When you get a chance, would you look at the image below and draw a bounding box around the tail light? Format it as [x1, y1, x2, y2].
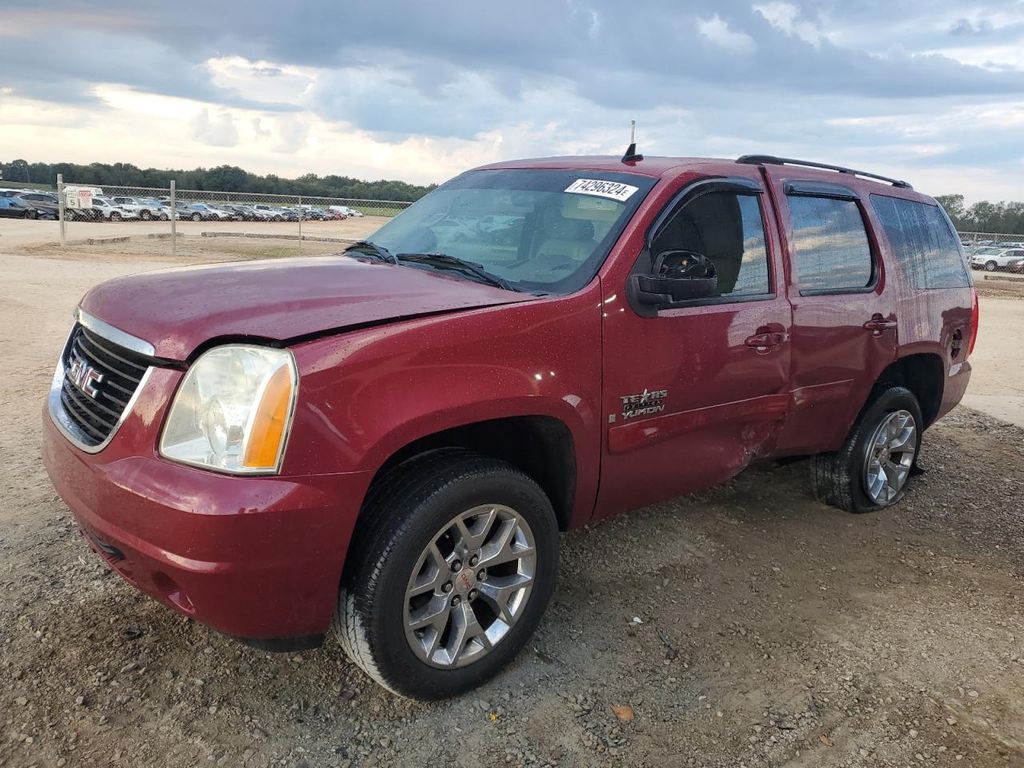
[967, 287, 980, 357]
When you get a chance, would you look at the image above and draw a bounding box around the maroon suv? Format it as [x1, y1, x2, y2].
[42, 154, 977, 699]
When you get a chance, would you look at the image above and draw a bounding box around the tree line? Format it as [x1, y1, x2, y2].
[3, 159, 1021, 231]
[934, 195, 1024, 235]
[0, 159, 436, 202]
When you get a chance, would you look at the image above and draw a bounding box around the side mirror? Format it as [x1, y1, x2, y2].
[630, 250, 718, 312]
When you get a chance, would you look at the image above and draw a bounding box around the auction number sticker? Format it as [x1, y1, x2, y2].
[564, 178, 639, 202]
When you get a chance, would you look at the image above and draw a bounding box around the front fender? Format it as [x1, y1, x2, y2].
[282, 291, 603, 517]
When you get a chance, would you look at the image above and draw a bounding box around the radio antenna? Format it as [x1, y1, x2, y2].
[621, 120, 644, 163]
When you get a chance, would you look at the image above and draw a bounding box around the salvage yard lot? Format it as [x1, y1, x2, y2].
[1, 222, 1023, 767]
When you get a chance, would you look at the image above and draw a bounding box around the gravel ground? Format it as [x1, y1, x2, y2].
[2, 234, 1023, 767]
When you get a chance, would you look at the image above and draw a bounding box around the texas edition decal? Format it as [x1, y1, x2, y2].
[620, 388, 668, 419]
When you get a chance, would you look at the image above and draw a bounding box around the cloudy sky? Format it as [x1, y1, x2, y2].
[1, 1, 1022, 200]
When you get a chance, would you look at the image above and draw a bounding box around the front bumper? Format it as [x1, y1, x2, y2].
[41, 373, 373, 642]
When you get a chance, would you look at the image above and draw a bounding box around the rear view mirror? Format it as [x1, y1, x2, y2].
[630, 250, 718, 312]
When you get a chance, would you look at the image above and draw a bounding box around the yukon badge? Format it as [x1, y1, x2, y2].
[68, 354, 104, 399]
[620, 388, 668, 420]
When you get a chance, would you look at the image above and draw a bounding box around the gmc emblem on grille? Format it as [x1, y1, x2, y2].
[68, 355, 104, 398]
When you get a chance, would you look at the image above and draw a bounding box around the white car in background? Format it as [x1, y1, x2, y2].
[110, 196, 167, 221]
[971, 246, 1024, 272]
[329, 205, 364, 217]
[91, 197, 139, 221]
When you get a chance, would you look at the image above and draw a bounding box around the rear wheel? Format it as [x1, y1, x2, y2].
[810, 386, 923, 513]
[985, 260, 997, 271]
[110, 212, 121, 222]
[335, 451, 558, 700]
[140, 210, 152, 220]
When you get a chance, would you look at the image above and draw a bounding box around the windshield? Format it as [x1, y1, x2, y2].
[367, 169, 655, 294]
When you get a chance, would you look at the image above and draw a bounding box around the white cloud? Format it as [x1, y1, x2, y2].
[754, 2, 823, 47]
[697, 15, 756, 54]
[206, 56, 317, 104]
[189, 108, 239, 147]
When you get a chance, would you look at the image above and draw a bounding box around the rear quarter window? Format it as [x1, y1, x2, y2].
[870, 195, 971, 289]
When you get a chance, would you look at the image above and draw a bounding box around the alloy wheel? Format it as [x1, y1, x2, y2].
[404, 504, 536, 669]
[863, 409, 917, 504]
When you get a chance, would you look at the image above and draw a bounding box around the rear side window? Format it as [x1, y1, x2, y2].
[787, 196, 873, 293]
[871, 195, 970, 289]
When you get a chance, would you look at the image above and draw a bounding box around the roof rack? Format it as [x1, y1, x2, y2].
[735, 154, 912, 189]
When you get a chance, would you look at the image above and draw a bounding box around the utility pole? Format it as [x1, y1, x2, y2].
[170, 180, 177, 258]
[57, 174, 66, 246]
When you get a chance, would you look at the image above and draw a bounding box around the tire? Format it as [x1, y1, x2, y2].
[811, 387, 925, 514]
[985, 260, 997, 272]
[192, 213, 202, 222]
[810, 386, 923, 513]
[334, 450, 559, 700]
[141, 210, 152, 221]
[110, 212, 121, 222]
[26, 210, 37, 220]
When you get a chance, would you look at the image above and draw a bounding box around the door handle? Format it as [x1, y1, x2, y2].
[744, 331, 787, 349]
[863, 314, 898, 335]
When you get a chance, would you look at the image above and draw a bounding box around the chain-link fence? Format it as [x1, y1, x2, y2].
[958, 231, 1024, 249]
[54, 175, 412, 253]
[26, 174, 1024, 263]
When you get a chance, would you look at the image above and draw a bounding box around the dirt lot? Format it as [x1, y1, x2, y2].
[964, 275, 1024, 427]
[1, 225, 1023, 767]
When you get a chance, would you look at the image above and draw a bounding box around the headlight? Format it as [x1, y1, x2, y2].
[159, 345, 297, 474]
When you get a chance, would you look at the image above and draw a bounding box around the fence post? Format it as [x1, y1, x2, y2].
[57, 174, 66, 246]
[170, 180, 177, 257]
[297, 195, 303, 253]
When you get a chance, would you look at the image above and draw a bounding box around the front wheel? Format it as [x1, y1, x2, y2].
[335, 451, 558, 700]
[985, 260, 997, 271]
[140, 210, 152, 220]
[810, 386, 923, 513]
[110, 212, 121, 222]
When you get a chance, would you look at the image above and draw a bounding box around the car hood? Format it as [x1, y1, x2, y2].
[81, 255, 536, 361]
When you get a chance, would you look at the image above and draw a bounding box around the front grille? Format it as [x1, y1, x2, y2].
[58, 324, 152, 448]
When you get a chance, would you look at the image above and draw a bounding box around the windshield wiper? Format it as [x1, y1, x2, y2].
[344, 240, 397, 264]
[395, 252, 518, 292]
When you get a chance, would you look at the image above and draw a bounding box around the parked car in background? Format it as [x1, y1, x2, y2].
[138, 198, 171, 220]
[159, 201, 193, 220]
[0, 195, 52, 219]
[299, 205, 327, 220]
[216, 204, 251, 220]
[253, 204, 286, 221]
[181, 203, 231, 222]
[970, 246, 1024, 271]
[110, 196, 167, 221]
[329, 205, 362, 218]
[18, 191, 62, 220]
[198, 204, 236, 220]
[91, 197, 138, 221]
